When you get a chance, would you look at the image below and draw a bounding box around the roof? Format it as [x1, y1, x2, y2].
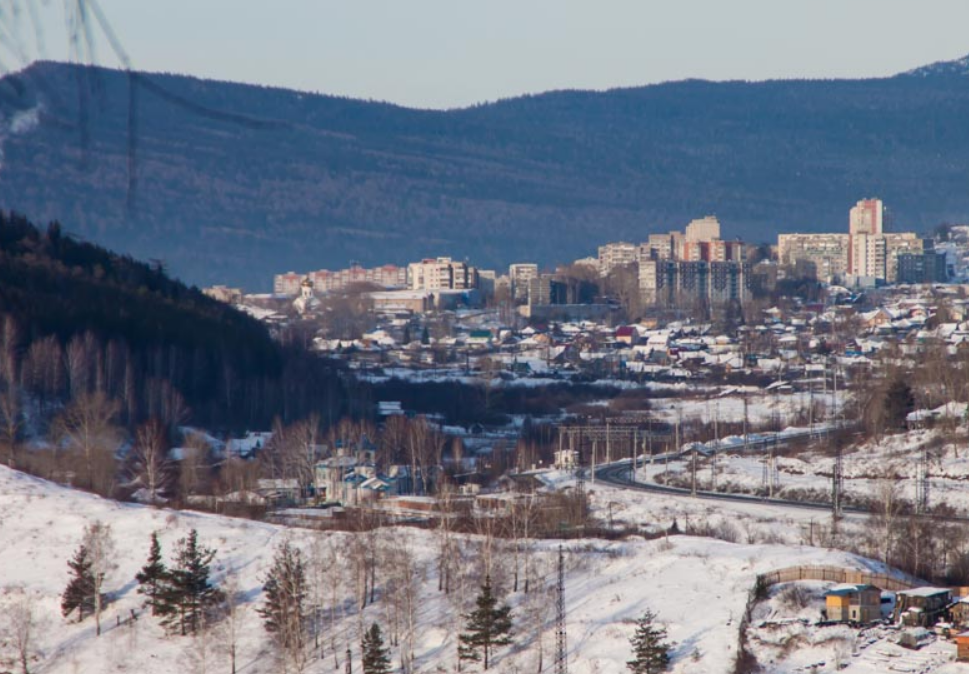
[824, 583, 877, 597]
[898, 587, 951, 598]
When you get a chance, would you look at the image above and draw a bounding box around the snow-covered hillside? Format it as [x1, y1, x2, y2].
[0, 465, 930, 674]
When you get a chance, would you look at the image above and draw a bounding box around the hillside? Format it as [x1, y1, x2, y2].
[0, 463, 899, 674]
[3, 58, 969, 289]
[0, 211, 344, 430]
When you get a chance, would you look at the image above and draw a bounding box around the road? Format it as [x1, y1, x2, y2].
[590, 457, 869, 516]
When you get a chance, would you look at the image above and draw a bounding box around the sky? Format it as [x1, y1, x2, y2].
[6, 0, 969, 109]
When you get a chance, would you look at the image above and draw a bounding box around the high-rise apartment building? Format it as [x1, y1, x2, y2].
[777, 233, 849, 283]
[597, 242, 638, 275]
[849, 198, 883, 236]
[685, 215, 721, 242]
[408, 257, 476, 291]
[508, 263, 539, 300]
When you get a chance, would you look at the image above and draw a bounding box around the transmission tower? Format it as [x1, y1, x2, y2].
[555, 545, 568, 674]
[915, 447, 930, 514]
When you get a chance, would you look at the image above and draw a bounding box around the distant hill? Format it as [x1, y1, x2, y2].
[3, 59, 969, 289]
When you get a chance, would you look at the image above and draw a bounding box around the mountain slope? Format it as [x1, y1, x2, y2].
[0, 463, 891, 674]
[3, 59, 969, 289]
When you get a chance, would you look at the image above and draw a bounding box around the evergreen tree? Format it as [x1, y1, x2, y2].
[883, 376, 915, 432]
[135, 531, 171, 617]
[458, 575, 513, 670]
[61, 544, 97, 621]
[361, 622, 392, 674]
[420, 326, 430, 345]
[258, 540, 307, 656]
[161, 529, 222, 635]
[626, 609, 670, 674]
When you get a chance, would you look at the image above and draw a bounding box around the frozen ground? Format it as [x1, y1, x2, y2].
[632, 424, 969, 514]
[0, 465, 929, 674]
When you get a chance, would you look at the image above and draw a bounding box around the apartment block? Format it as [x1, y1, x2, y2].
[597, 242, 638, 275]
[640, 259, 750, 307]
[509, 263, 539, 300]
[408, 257, 477, 291]
[777, 233, 849, 283]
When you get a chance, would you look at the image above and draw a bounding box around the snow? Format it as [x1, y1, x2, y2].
[0, 463, 944, 673]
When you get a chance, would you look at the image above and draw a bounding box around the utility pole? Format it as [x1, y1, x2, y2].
[691, 447, 698, 497]
[832, 444, 844, 524]
[555, 545, 568, 674]
[916, 446, 929, 515]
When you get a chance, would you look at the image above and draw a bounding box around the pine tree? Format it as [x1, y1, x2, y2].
[61, 544, 97, 621]
[626, 609, 670, 674]
[458, 575, 513, 670]
[361, 623, 392, 674]
[161, 529, 222, 635]
[258, 540, 307, 656]
[135, 531, 171, 617]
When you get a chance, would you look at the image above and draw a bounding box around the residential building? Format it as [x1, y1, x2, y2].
[777, 233, 849, 283]
[685, 215, 721, 242]
[275, 264, 407, 296]
[897, 250, 948, 284]
[639, 259, 750, 307]
[408, 257, 477, 291]
[509, 263, 539, 300]
[598, 242, 638, 276]
[274, 272, 303, 296]
[849, 198, 884, 236]
[824, 584, 882, 623]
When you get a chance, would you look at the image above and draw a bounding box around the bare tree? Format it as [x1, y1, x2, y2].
[52, 391, 122, 494]
[83, 520, 117, 637]
[214, 569, 247, 674]
[129, 418, 174, 503]
[4, 588, 41, 674]
[381, 530, 423, 674]
[0, 386, 23, 469]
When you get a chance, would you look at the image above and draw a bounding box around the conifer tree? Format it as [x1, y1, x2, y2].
[161, 529, 222, 636]
[361, 623, 392, 674]
[258, 540, 307, 655]
[135, 531, 171, 616]
[458, 575, 512, 670]
[61, 544, 97, 621]
[626, 609, 670, 674]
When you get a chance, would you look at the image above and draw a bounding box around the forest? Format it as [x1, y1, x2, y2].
[0, 210, 346, 435]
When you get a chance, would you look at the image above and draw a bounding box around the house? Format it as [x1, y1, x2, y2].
[894, 587, 952, 627]
[615, 326, 637, 345]
[824, 584, 882, 623]
[255, 479, 302, 507]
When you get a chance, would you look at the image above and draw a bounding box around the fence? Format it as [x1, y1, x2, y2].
[758, 564, 922, 593]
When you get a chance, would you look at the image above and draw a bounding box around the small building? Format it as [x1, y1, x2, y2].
[894, 587, 952, 627]
[824, 584, 882, 623]
[956, 631, 969, 661]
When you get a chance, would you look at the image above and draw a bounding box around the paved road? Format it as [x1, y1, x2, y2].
[590, 457, 869, 516]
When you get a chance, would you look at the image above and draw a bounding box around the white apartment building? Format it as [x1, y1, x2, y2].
[408, 257, 476, 291]
[597, 242, 638, 276]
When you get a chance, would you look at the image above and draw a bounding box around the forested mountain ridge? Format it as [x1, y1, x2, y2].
[0, 211, 345, 431]
[3, 58, 969, 289]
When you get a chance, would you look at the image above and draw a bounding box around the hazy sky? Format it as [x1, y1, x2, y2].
[11, 0, 969, 109]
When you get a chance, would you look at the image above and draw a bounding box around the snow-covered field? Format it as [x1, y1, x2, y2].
[0, 465, 941, 674]
[634, 424, 969, 513]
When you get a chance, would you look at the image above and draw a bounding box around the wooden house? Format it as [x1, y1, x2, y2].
[824, 584, 882, 623]
[894, 587, 952, 627]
